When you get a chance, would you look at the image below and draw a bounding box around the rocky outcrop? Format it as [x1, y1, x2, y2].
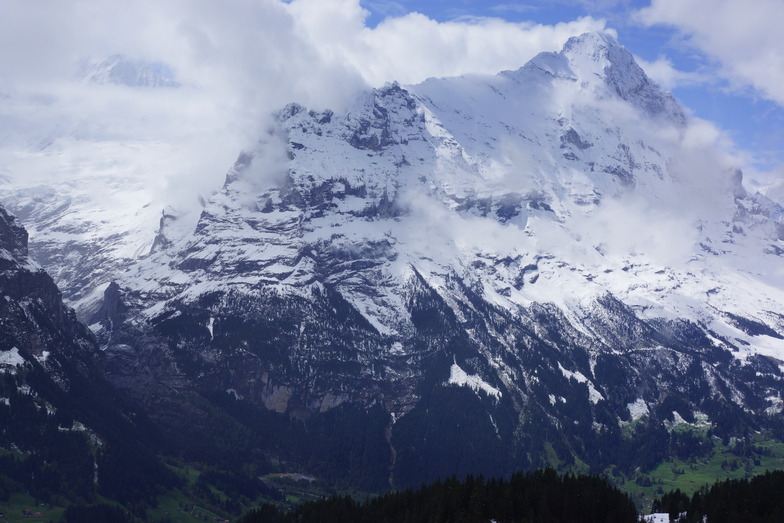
[0, 204, 173, 504]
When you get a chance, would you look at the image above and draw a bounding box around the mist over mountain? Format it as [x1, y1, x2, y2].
[77, 55, 181, 88]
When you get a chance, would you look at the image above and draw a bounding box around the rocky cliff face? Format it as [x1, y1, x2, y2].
[0, 204, 96, 374]
[0, 204, 172, 504]
[5, 32, 784, 489]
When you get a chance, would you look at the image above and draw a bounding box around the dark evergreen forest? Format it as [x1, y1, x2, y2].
[239, 469, 638, 523]
[652, 470, 784, 522]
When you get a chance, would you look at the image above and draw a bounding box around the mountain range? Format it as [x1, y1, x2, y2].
[1, 31, 783, 496]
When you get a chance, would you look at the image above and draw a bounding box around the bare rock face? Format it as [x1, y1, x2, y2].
[0, 205, 92, 362]
[0, 205, 28, 260]
[0, 203, 172, 503]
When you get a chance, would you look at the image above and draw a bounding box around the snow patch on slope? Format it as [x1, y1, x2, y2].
[0, 348, 25, 370]
[448, 361, 502, 400]
[627, 398, 649, 421]
[558, 362, 604, 404]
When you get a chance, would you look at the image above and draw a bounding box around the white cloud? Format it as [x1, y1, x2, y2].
[634, 55, 706, 90]
[637, 0, 784, 106]
[288, 0, 606, 86]
[0, 0, 605, 107]
[0, 0, 609, 136]
[0, 0, 608, 223]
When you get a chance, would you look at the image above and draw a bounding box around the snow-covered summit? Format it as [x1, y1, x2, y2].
[9, 30, 783, 361]
[563, 32, 686, 122]
[519, 32, 685, 122]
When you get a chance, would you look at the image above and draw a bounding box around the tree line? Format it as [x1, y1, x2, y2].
[239, 468, 638, 523]
[652, 469, 784, 522]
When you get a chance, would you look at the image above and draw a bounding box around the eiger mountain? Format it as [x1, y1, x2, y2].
[3, 32, 784, 491]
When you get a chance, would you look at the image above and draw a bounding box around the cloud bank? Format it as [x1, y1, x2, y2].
[637, 0, 784, 106]
[289, 1, 606, 86]
[0, 0, 606, 107]
[0, 0, 608, 216]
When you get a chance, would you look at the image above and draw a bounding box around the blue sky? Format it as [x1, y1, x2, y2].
[358, 0, 784, 176]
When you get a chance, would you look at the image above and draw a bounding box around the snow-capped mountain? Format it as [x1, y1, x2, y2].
[4, 32, 784, 488]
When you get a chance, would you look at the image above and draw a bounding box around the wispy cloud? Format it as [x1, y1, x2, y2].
[361, 0, 409, 18]
[634, 55, 708, 90]
[488, 3, 542, 15]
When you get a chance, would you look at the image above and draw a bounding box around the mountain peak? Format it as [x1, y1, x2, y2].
[561, 31, 685, 122]
[562, 30, 620, 57]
